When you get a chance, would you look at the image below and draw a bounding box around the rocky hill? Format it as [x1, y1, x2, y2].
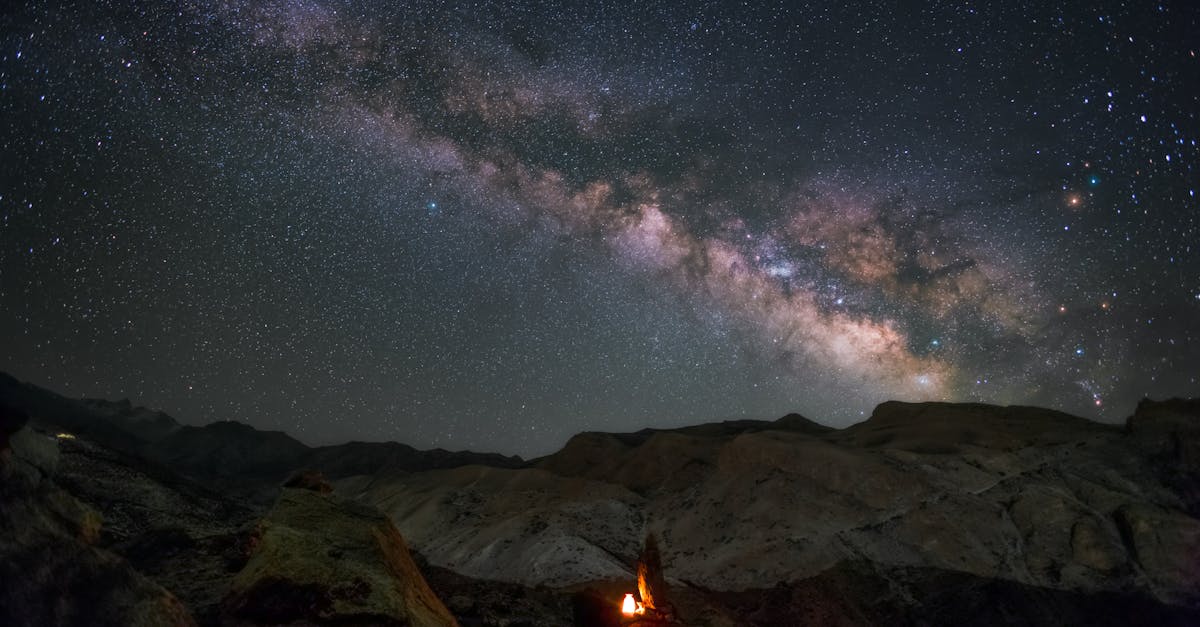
[2, 371, 1199, 625]
[343, 399, 1200, 623]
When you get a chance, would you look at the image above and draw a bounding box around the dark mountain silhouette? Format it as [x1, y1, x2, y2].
[0, 371, 522, 503]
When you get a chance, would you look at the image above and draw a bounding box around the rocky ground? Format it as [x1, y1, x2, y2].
[2, 371, 1199, 625]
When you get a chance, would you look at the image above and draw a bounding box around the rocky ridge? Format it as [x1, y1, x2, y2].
[346, 400, 1200, 609]
[2, 371, 1199, 625]
[0, 376, 460, 626]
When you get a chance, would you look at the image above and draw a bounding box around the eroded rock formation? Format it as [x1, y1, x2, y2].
[222, 473, 457, 626]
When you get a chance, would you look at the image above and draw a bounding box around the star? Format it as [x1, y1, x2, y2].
[0, 0, 1192, 455]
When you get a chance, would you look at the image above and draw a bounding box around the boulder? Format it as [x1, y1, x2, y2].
[223, 486, 456, 626]
[1114, 503, 1200, 604]
[1070, 518, 1125, 574]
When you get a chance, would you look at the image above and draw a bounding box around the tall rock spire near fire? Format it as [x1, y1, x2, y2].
[637, 532, 667, 612]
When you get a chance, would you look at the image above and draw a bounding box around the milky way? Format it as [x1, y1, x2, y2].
[1, 1, 1198, 455]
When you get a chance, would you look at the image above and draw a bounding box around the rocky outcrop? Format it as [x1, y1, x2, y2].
[222, 477, 456, 626]
[0, 402, 195, 627]
[1114, 503, 1200, 604]
[2, 395, 461, 626]
[637, 533, 668, 612]
[50, 430, 257, 624]
[1127, 398, 1200, 515]
[1127, 398, 1200, 470]
[359, 398, 1200, 619]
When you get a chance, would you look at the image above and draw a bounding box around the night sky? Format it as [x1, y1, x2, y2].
[2, 1, 1197, 456]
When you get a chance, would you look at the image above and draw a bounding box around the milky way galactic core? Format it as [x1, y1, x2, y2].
[1, 1, 1197, 455]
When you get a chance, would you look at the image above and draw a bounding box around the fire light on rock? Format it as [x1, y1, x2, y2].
[619, 532, 673, 621]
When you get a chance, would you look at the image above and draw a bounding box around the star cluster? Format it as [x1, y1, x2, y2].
[1, 0, 1197, 455]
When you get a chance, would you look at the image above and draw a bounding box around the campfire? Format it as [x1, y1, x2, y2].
[618, 533, 675, 624]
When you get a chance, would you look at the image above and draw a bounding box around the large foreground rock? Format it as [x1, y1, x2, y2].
[223, 481, 456, 626]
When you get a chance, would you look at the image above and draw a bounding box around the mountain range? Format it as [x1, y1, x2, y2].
[2, 370, 1198, 625]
